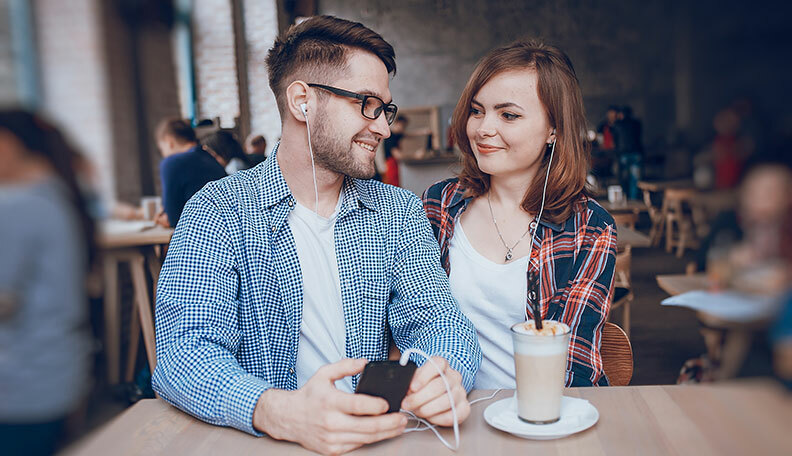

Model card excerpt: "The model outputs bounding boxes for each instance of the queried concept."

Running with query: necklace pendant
[505,250,513,262]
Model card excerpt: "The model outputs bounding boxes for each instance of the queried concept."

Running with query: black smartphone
[355,360,417,413]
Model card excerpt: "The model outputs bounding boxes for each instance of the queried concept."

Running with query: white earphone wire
[302,105,320,214]
[398,348,460,451]
[523,138,555,322]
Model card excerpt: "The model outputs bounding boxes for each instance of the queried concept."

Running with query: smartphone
[355,360,417,413]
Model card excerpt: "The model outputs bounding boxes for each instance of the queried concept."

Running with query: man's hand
[253,358,407,456]
[400,356,470,426]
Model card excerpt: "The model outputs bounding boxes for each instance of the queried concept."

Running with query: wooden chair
[609,245,633,337]
[601,322,633,386]
[637,181,665,246]
[664,188,698,257]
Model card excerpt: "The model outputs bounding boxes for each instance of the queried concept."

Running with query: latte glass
[511,321,571,424]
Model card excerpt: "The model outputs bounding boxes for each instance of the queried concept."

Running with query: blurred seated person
[202,129,251,174]
[382,115,407,186]
[157,118,226,228]
[696,159,792,294]
[245,134,268,166]
[0,110,94,455]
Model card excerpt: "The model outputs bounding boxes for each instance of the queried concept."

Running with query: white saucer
[483,395,599,440]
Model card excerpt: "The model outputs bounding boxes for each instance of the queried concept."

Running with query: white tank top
[448,219,528,389]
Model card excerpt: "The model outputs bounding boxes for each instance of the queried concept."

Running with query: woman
[423,41,617,388]
[201,129,251,175]
[0,110,95,454]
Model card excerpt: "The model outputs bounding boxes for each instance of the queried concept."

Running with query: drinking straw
[527,269,542,330]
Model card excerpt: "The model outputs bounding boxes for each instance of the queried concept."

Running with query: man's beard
[309,106,378,180]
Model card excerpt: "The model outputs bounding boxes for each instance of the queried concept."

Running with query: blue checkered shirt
[152,149,482,435]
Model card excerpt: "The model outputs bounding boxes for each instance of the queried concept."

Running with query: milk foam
[512,320,570,336]
[511,321,571,356]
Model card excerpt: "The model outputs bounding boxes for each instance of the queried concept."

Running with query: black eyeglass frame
[307,83,398,125]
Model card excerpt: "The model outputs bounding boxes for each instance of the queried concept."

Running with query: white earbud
[300,103,308,117]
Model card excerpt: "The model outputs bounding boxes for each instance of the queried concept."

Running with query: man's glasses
[307,83,398,125]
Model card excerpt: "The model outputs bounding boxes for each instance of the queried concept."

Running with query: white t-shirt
[290,196,353,392]
[448,219,528,389]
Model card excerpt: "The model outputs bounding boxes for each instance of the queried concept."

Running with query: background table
[656,273,708,296]
[66,381,791,455]
[617,225,651,249]
[598,199,648,214]
[98,220,173,383]
[656,273,774,379]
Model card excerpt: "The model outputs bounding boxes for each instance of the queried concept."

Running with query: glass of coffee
[510,320,571,424]
[141,196,162,221]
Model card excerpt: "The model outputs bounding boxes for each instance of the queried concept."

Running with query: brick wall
[242,0,281,150]
[34,0,116,201]
[0,1,17,104]
[320,0,675,148]
[192,0,240,128]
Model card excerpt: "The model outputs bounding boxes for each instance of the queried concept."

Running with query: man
[155,118,226,227]
[613,106,643,199]
[245,133,268,166]
[152,15,481,456]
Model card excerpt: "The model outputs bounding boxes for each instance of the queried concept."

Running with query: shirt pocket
[360,279,391,358]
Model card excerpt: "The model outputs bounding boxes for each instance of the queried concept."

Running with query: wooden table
[656,273,773,379]
[598,199,648,214]
[66,381,791,455]
[656,273,709,296]
[617,225,651,249]
[98,221,173,383]
[637,179,695,193]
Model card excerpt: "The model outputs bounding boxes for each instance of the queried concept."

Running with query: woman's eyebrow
[494,102,523,110]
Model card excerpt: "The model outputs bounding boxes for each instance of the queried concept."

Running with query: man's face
[309,50,392,179]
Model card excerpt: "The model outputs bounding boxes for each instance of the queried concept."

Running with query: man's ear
[285,81,311,123]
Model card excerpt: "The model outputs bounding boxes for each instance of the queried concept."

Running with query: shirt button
[288,367,295,374]
[271,226,276,233]
[288,200,294,207]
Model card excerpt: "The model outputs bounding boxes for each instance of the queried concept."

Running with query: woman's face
[466,69,554,180]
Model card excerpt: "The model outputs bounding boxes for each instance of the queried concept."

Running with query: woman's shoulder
[423,177,462,203]
[570,195,616,232]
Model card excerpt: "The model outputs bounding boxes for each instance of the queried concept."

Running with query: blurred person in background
[0,109,95,455]
[382,115,407,186]
[245,134,268,166]
[596,105,619,153]
[202,129,251,174]
[613,105,643,199]
[156,117,226,228]
[710,107,746,189]
[696,159,792,294]
[423,40,617,388]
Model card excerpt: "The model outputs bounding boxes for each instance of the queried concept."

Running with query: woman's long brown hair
[452,40,591,224]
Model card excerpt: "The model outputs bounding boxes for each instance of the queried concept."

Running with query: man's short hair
[265,15,396,118]
[156,118,197,144]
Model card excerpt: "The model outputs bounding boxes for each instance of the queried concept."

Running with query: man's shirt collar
[260,142,379,216]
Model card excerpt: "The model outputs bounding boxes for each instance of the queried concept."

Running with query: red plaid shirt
[422,178,617,386]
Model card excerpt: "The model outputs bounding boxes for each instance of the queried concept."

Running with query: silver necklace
[487,191,537,262]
